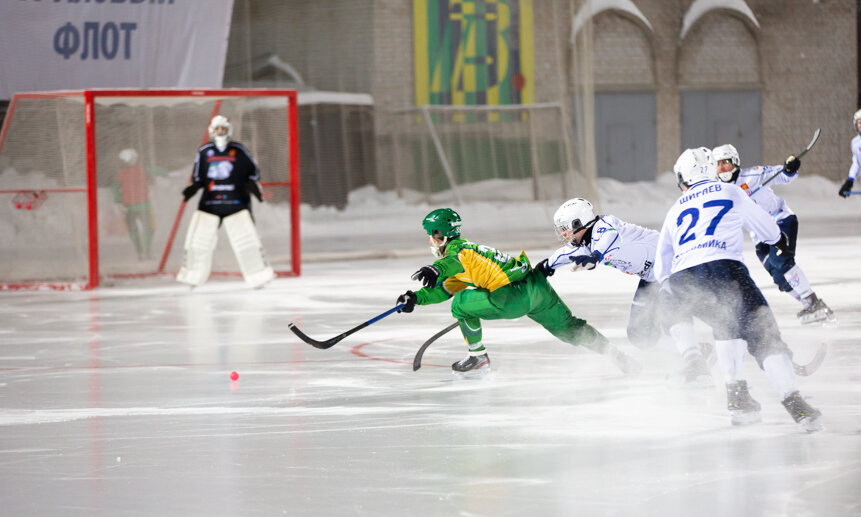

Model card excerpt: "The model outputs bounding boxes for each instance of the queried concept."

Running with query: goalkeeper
[177,115,274,289]
[396,208,639,378]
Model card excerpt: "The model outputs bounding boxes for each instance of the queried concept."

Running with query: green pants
[124,202,154,256]
[450,270,605,353]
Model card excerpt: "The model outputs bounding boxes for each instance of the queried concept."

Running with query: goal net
[0,89,300,290]
[379,103,597,205]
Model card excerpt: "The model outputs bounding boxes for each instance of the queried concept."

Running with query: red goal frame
[0,88,301,290]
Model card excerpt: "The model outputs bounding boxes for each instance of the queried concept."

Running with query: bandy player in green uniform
[396,208,639,378]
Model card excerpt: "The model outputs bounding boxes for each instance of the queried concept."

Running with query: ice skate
[797,294,835,325]
[451,353,491,379]
[781,391,823,432]
[726,380,761,425]
[667,353,713,388]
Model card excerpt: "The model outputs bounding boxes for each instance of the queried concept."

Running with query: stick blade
[793,342,827,376]
[413,322,459,371]
[287,322,340,349]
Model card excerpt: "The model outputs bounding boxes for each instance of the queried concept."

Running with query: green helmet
[422,208,462,239]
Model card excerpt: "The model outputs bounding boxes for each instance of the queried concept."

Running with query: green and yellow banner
[414,0,534,106]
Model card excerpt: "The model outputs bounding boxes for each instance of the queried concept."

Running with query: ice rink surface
[1,231,860,516]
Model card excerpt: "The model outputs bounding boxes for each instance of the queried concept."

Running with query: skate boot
[451,353,491,378]
[667,353,713,388]
[726,380,761,425]
[797,293,835,325]
[781,391,823,432]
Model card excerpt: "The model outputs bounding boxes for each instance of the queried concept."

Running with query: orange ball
[229,371,239,381]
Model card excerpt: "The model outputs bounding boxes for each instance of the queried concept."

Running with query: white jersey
[548,214,658,282]
[849,134,861,181]
[728,165,795,221]
[655,180,781,283]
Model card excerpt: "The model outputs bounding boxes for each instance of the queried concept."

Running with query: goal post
[0,89,300,290]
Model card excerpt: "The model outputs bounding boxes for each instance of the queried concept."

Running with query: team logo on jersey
[229,149,236,157]
[206,149,215,157]
[207,161,233,180]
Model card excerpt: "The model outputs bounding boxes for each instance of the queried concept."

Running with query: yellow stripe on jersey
[455,248,513,292]
[442,277,468,295]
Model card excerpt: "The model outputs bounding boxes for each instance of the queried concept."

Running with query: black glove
[411,265,440,288]
[535,258,555,277]
[396,290,417,313]
[182,184,200,202]
[247,180,263,202]
[838,178,854,198]
[783,155,800,175]
[569,251,601,271]
[774,232,791,256]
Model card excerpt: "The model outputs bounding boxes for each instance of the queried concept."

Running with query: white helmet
[674,147,716,190]
[208,115,232,146]
[853,109,861,135]
[712,143,740,182]
[553,198,597,244]
[118,148,138,165]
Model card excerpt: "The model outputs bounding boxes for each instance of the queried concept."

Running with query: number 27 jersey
[654,180,781,283]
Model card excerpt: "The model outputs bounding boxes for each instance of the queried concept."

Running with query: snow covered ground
[0,175,860,516]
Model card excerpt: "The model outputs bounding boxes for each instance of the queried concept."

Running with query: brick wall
[224,0,856,182]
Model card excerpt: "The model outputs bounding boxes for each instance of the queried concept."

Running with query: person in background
[838,109,861,198]
[112,148,154,260]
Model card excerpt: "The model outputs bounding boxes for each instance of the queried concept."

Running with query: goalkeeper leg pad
[176,210,220,286]
[224,209,274,288]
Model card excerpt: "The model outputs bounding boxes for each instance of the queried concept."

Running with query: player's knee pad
[176,210,220,286]
[223,209,274,288]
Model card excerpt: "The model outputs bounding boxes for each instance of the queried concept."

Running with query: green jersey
[416,238,531,305]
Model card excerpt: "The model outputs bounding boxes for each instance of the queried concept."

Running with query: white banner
[0,0,235,99]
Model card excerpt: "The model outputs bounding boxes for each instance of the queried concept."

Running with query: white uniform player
[656,147,822,431]
[838,109,861,197]
[536,199,712,387]
[712,143,833,324]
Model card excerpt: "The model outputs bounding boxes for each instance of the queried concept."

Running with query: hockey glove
[411,265,440,288]
[535,258,555,277]
[774,232,791,256]
[783,155,800,175]
[396,290,417,313]
[838,178,854,198]
[247,180,264,202]
[182,184,200,202]
[569,251,601,272]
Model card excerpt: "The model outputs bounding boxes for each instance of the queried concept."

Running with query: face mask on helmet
[712,144,740,183]
[854,109,861,136]
[422,208,462,258]
[553,198,596,245]
[674,147,716,191]
[208,115,233,147]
